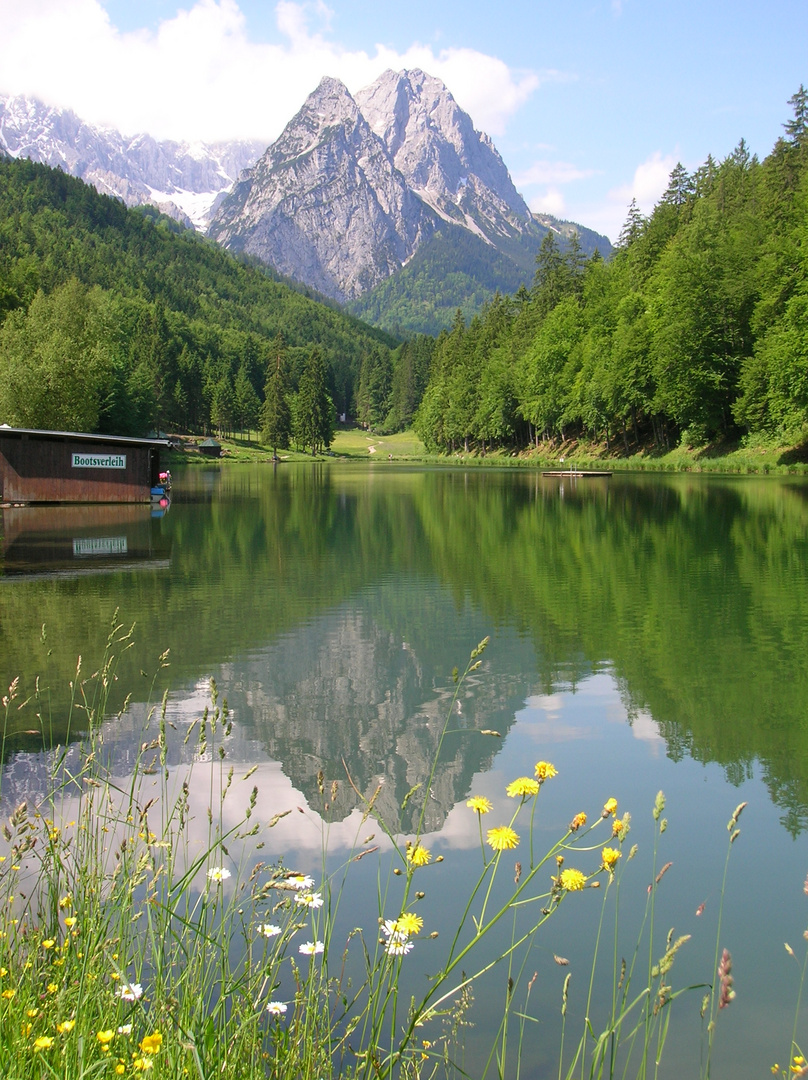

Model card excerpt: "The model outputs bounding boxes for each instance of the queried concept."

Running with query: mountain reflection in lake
[2,464,808,1078]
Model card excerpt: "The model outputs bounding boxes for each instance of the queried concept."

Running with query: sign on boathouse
[72,453,127,470]
[0,428,168,504]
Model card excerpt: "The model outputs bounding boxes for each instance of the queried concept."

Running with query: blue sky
[1,0,806,242]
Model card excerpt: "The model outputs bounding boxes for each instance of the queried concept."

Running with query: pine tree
[295,346,334,455]
[262,336,292,455]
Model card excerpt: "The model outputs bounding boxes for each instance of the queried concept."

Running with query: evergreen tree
[295,346,335,455]
[262,335,292,454]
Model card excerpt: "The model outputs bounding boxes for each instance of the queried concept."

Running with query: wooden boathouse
[0,427,169,504]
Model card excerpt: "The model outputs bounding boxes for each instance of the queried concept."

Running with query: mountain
[209,70,611,331]
[0,94,263,230]
[0,77,612,334]
[354,69,535,250]
[208,76,440,303]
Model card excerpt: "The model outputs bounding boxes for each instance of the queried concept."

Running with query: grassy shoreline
[168,427,808,476]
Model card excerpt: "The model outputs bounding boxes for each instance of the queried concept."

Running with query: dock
[542,470,612,478]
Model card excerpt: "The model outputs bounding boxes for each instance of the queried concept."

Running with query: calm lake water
[2,464,808,1077]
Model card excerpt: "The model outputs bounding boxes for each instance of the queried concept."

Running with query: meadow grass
[0,623,804,1079]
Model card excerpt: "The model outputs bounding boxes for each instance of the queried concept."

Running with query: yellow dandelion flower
[59,895,72,909]
[569,812,587,832]
[64,917,77,928]
[139,1032,163,1055]
[396,912,424,936]
[57,1020,75,1034]
[466,796,493,814]
[33,1036,54,1051]
[487,826,519,851]
[601,847,622,871]
[602,798,618,818]
[97,1030,115,1045]
[506,777,540,798]
[534,761,557,781]
[407,846,431,868]
[559,868,587,891]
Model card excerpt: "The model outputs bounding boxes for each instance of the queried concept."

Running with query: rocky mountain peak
[0,93,264,229]
[355,69,531,239]
[208,77,437,303]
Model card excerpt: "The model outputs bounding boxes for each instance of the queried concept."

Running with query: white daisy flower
[116,982,143,1002]
[266,1001,288,1016]
[298,941,325,955]
[386,939,414,956]
[294,891,324,909]
[286,874,314,890]
[207,866,231,883]
[257,923,282,938]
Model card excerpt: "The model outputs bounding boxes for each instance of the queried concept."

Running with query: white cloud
[567,149,679,245]
[0,0,540,142]
[530,188,566,216]
[515,160,597,187]
[608,150,678,213]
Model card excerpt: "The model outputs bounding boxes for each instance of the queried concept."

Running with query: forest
[0,156,426,444]
[1,86,807,455]
[413,88,808,455]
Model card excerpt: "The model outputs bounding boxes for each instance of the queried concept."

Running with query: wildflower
[506,777,540,798]
[386,939,414,956]
[42,939,55,949]
[0,967,7,976]
[382,919,408,942]
[266,1001,288,1016]
[569,812,587,832]
[133,1058,154,1071]
[57,1020,76,1033]
[27,1009,39,1018]
[118,1024,133,1035]
[97,1030,115,1046]
[466,796,493,814]
[487,826,519,851]
[298,941,325,956]
[139,1032,163,1055]
[116,1066,126,1075]
[613,812,630,838]
[2,989,16,999]
[59,895,72,908]
[602,798,618,818]
[407,845,431,867]
[206,867,231,883]
[257,923,282,937]
[33,1036,54,1051]
[116,983,143,1002]
[601,847,622,871]
[294,891,324,909]
[396,912,424,936]
[534,761,557,781]
[64,917,77,928]
[285,874,314,890]
[559,868,587,891]
[46,983,58,993]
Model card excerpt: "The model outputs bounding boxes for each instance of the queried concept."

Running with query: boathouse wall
[0,428,167,504]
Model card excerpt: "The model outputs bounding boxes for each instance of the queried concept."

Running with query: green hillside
[0,157,399,435]
[349,219,612,337]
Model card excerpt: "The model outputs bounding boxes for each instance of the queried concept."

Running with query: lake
[2,463,808,1078]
